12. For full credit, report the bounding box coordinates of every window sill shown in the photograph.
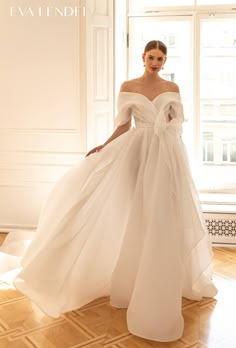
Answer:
[200,193,236,214]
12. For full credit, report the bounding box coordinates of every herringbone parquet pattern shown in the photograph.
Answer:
[0,232,236,348]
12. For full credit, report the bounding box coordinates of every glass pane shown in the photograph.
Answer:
[129,0,194,10]
[128,17,193,150]
[203,145,206,161]
[200,18,236,189]
[207,142,214,161]
[230,144,236,162]
[222,143,228,161]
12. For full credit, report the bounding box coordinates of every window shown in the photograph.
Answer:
[127,11,236,192]
[222,142,236,163]
[203,133,214,162]
[200,17,236,188]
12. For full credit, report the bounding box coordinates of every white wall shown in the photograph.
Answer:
[0,1,83,231]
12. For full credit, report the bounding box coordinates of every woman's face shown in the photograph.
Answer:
[142,48,166,74]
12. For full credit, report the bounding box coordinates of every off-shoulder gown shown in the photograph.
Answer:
[0,91,217,342]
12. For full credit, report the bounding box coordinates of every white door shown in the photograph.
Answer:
[83,0,114,151]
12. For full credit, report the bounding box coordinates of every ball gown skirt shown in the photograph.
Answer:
[0,91,217,342]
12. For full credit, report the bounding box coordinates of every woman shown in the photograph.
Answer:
[0,40,217,342]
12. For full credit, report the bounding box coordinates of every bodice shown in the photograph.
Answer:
[115,91,184,136]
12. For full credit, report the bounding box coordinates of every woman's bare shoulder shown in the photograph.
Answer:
[165,81,180,93]
[120,78,141,92]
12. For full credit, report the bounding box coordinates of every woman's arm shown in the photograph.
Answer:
[167,82,180,122]
[103,119,131,146]
[86,82,132,157]
[85,115,131,157]
[85,120,131,157]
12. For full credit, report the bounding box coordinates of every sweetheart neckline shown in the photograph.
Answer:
[119,91,180,103]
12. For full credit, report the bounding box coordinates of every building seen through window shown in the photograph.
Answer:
[201,19,236,166]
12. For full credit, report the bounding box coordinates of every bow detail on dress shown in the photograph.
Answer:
[154,100,184,136]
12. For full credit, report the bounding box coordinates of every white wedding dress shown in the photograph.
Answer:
[0,91,217,342]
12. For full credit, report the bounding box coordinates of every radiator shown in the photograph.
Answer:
[204,213,236,245]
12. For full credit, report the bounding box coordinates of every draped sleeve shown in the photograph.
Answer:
[114,93,132,128]
[168,94,184,123]
[154,93,184,136]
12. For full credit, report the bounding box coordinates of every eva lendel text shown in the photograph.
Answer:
[10,7,80,17]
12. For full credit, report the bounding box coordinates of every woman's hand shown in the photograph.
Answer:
[85,144,105,157]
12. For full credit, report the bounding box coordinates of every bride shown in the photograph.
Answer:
[0,40,217,342]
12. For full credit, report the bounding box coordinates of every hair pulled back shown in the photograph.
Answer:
[144,40,167,55]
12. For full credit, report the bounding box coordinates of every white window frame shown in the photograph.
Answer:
[128,1,236,14]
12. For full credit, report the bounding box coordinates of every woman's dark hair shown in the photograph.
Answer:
[144,40,167,55]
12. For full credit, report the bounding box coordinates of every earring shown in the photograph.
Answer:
[162,66,164,70]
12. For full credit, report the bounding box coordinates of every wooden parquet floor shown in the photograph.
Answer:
[0,232,236,348]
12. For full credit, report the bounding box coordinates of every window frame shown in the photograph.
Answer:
[128,1,236,14]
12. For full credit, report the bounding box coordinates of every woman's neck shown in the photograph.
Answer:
[141,71,163,83]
